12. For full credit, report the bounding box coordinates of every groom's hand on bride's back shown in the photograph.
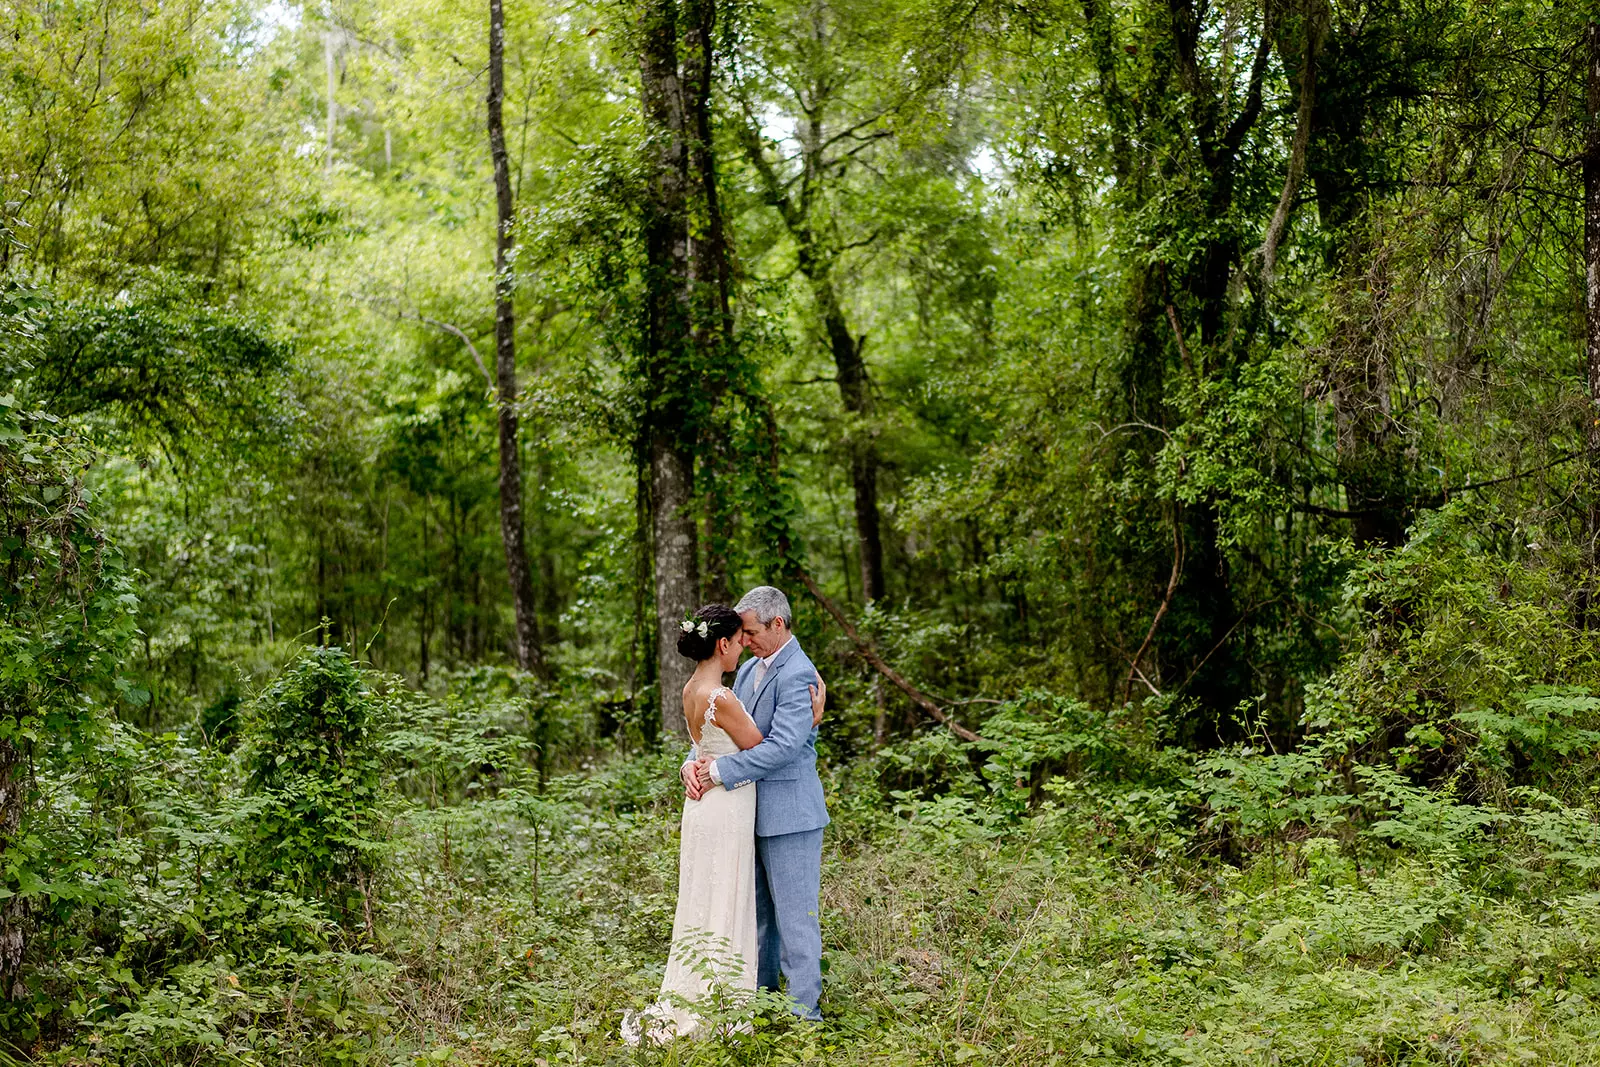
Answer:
[810,672,826,728]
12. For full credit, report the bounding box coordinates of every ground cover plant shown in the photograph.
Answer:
[19,592,1600,1065]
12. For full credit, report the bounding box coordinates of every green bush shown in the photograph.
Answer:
[1308,501,1600,795]
[238,646,391,923]
[0,301,140,1038]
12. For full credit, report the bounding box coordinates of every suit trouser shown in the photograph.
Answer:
[754,827,824,1020]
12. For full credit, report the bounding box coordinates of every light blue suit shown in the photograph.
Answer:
[692,636,828,1019]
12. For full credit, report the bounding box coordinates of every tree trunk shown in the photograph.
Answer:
[0,735,24,999]
[1585,19,1600,562]
[639,0,699,740]
[682,0,739,604]
[488,0,546,677]
[737,121,887,603]
[824,289,886,603]
[651,438,699,737]
[682,0,732,339]
[1301,14,1408,550]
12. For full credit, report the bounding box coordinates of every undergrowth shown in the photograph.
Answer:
[27,722,1600,1066]
[19,505,1600,1064]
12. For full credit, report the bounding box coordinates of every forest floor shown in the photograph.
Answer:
[51,742,1600,1066]
[258,750,1600,1067]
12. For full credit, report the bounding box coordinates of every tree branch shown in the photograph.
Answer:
[351,293,496,393]
[794,571,981,742]
[1221,24,1275,155]
[417,315,495,393]
[1123,514,1182,705]
[1166,303,1195,374]
[1259,4,1326,283]
[1295,450,1585,518]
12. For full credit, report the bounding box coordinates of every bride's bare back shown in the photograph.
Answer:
[683,683,762,750]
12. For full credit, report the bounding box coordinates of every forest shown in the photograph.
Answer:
[4,0,1600,1061]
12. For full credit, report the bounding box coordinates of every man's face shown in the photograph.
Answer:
[740,610,788,659]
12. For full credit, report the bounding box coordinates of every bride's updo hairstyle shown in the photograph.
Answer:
[676,603,742,661]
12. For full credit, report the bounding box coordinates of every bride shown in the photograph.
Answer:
[623,602,824,1044]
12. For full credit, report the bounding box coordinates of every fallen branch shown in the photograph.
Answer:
[794,571,981,742]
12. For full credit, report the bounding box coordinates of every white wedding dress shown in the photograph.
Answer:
[622,687,758,1044]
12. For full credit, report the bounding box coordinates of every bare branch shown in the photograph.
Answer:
[795,571,981,742]
[1123,515,1182,705]
[418,315,495,392]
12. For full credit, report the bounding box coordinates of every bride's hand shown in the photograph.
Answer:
[681,759,705,801]
[809,673,826,728]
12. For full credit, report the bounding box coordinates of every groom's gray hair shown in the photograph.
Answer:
[735,585,793,628]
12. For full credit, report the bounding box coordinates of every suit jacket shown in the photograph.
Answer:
[710,637,829,838]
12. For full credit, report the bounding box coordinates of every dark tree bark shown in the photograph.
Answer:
[683,0,738,604]
[639,0,700,740]
[488,0,546,677]
[0,732,24,999]
[827,288,885,603]
[1585,19,1600,562]
[1301,6,1414,550]
[738,119,887,603]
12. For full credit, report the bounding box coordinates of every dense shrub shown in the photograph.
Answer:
[238,646,391,922]
[0,303,140,1037]
[1309,501,1600,792]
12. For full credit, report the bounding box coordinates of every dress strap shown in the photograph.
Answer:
[706,686,733,725]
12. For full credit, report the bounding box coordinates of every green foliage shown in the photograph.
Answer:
[1309,502,1600,789]
[978,691,1163,789]
[28,270,290,460]
[0,363,139,751]
[238,645,391,910]
[4,0,1600,1061]
[0,290,140,1036]
[29,740,1600,1064]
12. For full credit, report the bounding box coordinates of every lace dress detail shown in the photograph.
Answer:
[704,685,731,727]
[622,685,758,1044]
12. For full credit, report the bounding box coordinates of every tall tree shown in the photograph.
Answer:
[684,0,738,605]
[638,0,702,738]
[733,1,891,603]
[739,121,885,603]
[1074,0,1287,726]
[0,290,136,1002]
[1586,17,1600,568]
[488,0,546,676]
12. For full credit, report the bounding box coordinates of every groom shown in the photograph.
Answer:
[680,585,828,1022]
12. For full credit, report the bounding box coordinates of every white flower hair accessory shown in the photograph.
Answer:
[680,619,695,633]
[696,621,709,637]
[680,615,713,638]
